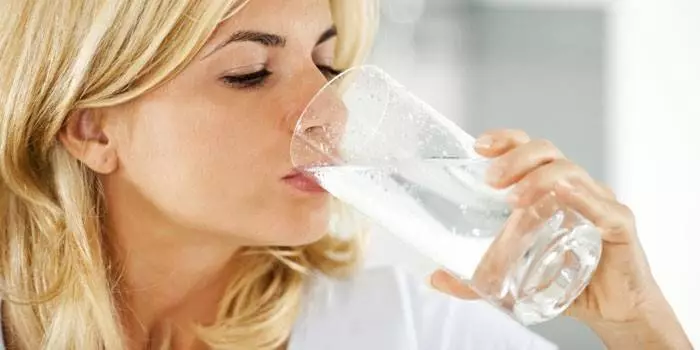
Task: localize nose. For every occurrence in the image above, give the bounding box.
[289,67,348,133]
[296,83,348,140]
[289,67,349,168]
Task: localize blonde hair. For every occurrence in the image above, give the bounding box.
[0,0,378,349]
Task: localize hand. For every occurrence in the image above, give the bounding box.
[428,129,691,349]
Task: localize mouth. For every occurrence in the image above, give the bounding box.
[282,170,327,194]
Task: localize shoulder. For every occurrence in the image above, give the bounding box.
[289,266,557,350]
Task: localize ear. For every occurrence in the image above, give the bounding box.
[58,109,118,174]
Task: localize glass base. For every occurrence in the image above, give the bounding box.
[507,219,602,325]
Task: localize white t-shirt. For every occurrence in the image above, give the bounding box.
[0,267,557,350]
[288,266,557,350]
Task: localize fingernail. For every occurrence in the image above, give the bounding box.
[431,277,449,292]
[426,274,443,291]
[474,136,494,149]
[426,274,439,288]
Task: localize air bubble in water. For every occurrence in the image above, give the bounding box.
[471,228,484,237]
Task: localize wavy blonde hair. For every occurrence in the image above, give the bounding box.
[0,0,378,349]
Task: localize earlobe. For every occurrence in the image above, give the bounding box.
[58,109,119,175]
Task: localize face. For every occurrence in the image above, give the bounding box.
[99,0,342,246]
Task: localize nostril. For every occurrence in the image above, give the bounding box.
[305,124,331,133]
[303,125,324,136]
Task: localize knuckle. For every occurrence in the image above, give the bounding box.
[531,139,563,156]
[600,184,618,199]
[552,158,579,171]
[533,138,556,148]
[607,203,637,235]
[509,129,531,143]
[617,203,636,222]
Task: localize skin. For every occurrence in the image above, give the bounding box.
[53,0,691,348]
[430,130,693,349]
[60,0,339,348]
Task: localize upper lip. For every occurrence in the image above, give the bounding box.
[282,169,305,179]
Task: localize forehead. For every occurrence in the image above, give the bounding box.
[205,0,333,46]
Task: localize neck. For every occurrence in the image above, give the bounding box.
[110,231,238,329]
[104,181,242,349]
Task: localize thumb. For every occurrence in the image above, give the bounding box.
[429,269,481,300]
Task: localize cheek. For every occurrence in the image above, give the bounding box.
[118,93,323,239]
[127,108,271,185]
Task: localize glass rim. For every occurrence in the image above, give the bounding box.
[292,64,384,137]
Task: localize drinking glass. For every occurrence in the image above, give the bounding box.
[290,65,602,325]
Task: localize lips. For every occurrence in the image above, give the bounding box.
[282,170,327,193]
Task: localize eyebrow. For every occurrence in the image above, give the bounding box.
[202,26,337,60]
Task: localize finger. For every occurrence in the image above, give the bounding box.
[486,138,565,189]
[509,159,615,207]
[429,269,480,300]
[554,179,636,244]
[474,129,531,158]
[596,183,617,201]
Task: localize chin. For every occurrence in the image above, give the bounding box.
[269,196,334,246]
[234,206,332,247]
[275,217,331,247]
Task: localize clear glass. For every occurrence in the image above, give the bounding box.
[290,65,602,325]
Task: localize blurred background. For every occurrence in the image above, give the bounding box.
[361,0,700,348]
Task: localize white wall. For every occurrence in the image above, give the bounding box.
[609,0,700,345]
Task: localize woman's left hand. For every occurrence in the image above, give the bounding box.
[428,129,691,349]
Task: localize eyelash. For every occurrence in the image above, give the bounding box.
[221,65,343,89]
[221,69,272,89]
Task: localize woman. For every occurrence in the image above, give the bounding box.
[0,0,691,349]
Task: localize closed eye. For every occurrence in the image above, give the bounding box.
[221,65,343,90]
[221,69,273,89]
